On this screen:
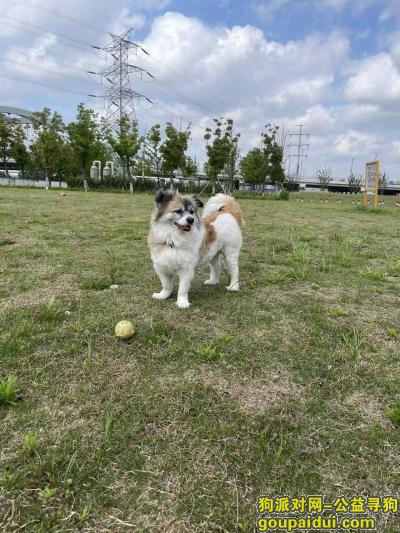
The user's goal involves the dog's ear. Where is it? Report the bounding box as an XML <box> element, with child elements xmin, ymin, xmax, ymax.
<box><xmin>192</xmin><ymin>195</ymin><xmax>204</xmax><ymax>209</ymax></box>
<box><xmin>155</xmin><ymin>190</ymin><xmax>174</xmax><ymax>205</ymax></box>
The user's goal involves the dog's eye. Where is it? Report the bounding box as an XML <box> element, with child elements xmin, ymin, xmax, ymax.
<box><xmin>175</xmin><ymin>209</ymin><xmax>183</xmax><ymax>214</ymax></box>
<box><xmin>189</xmin><ymin>209</ymin><xmax>194</xmax><ymax>214</ymax></box>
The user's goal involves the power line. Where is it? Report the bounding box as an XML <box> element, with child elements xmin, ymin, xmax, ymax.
<box><xmin>0</xmin><ymin>55</ymin><xmax>104</xmax><ymax>88</ymax></box>
<box><xmin>0</xmin><ymin>72</ymin><xmax>88</xmax><ymax>96</ymax></box>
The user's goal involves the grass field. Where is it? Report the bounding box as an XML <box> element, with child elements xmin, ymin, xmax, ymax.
<box><xmin>1</xmin><ymin>188</ymin><xmax>399</xmax><ymax>532</ymax></box>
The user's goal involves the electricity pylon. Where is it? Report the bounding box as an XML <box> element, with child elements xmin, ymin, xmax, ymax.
<box><xmin>89</xmin><ymin>28</ymin><xmax>153</xmax><ymax>131</ymax></box>
<box><xmin>287</xmin><ymin>124</ymin><xmax>310</xmax><ymax>181</ymax></box>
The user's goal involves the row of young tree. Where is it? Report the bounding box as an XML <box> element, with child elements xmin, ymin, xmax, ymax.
<box><xmin>316</xmin><ymin>167</ymin><xmax>389</xmax><ymax>193</ymax></box>
<box><xmin>0</xmin><ymin>104</ymin><xmax>286</xmax><ymax>190</ymax></box>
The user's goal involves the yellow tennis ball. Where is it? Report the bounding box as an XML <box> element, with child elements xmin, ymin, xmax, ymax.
<box><xmin>115</xmin><ymin>320</ymin><xmax>135</xmax><ymax>340</ymax></box>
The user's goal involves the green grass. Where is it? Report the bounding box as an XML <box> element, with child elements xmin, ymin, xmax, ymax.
<box><xmin>0</xmin><ymin>189</ymin><xmax>400</xmax><ymax>531</ymax></box>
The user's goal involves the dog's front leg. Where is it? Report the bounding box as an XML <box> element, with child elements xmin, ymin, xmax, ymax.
<box><xmin>176</xmin><ymin>269</ymin><xmax>194</xmax><ymax>309</ymax></box>
<box><xmin>152</xmin><ymin>267</ymin><xmax>173</xmax><ymax>300</ymax></box>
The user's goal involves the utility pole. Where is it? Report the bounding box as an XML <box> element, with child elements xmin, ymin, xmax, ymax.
<box><xmin>89</xmin><ymin>28</ymin><xmax>153</xmax><ymax>131</ymax></box>
<box><xmin>287</xmin><ymin>124</ymin><xmax>310</xmax><ymax>181</ymax></box>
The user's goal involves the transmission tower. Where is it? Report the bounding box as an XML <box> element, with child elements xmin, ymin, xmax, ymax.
<box><xmin>287</xmin><ymin>124</ymin><xmax>310</xmax><ymax>180</ymax></box>
<box><xmin>89</xmin><ymin>28</ymin><xmax>153</xmax><ymax>130</ymax></box>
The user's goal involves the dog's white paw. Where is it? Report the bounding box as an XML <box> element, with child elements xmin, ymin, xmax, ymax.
<box><xmin>204</xmin><ymin>279</ymin><xmax>219</xmax><ymax>285</ymax></box>
<box><xmin>226</xmin><ymin>284</ymin><xmax>239</xmax><ymax>292</ymax></box>
<box><xmin>176</xmin><ymin>298</ymin><xmax>190</xmax><ymax>309</ymax></box>
<box><xmin>152</xmin><ymin>291</ymin><xmax>171</xmax><ymax>300</ymax></box>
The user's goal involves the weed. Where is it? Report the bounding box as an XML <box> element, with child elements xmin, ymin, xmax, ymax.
<box><xmin>387</xmin><ymin>404</ymin><xmax>400</xmax><ymax>425</ymax></box>
<box><xmin>387</xmin><ymin>327</ymin><xmax>400</xmax><ymax>340</ymax></box>
<box><xmin>359</xmin><ymin>267</ymin><xmax>386</xmax><ymax>282</ymax></box>
<box><xmin>329</xmin><ymin>306</ymin><xmax>348</xmax><ymax>318</ymax></box>
<box><xmin>0</xmin><ymin>375</ymin><xmax>19</xmax><ymax>405</ymax></box>
<box><xmin>81</xmin><ymin>276</ymin><xmax>110</xmax><ymax>291</ymax></box>
<box><xmin>22</xmin><ymin>433</ymin><xmax>39</xmax><ymax>455</ymax></box>
<box><xmin>341</xmin><ymin>328</ymin><xmax>364</xmax><ymax>358</ymax></box>
<box><xmin>39</xmin><ymin>487</ymin><xmax>56</xmax><ymax>501</ymax></box>
<box><xmin>104</xmin><ymin>248</ymin><xmax>119</xmax><ymax>285</ymax></box>
<box><xmin>195</xmin><ymin>344</ymin><xmax>218</xmax><ymax>361</ymax></box>
<box><xmin>41</xmin><ymin>297</ymin><xmax>63</xmax><ymax>322</ymax></box>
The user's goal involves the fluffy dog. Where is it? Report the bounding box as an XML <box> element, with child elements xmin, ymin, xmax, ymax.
<box><xmin>147</xmin><ymin>191</ymin><xmax>243</xmax><ymax>309</ymax></box>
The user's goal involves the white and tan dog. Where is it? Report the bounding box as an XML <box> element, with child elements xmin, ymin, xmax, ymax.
<box><xmin>148</xmin><ymin>191</ymin><xmax>243</xmax><ymax>309</ymax></box>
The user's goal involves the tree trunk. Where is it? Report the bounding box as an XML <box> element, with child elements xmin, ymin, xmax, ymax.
<box><xmin>3</xmin><ymin>157</ymin><xmax>9</xmax><ymax>178</ymax></box>
<box><xmin>126</xmin><ymin>158</ymin><xmax>132</xmax><ymax>181</ymax></box>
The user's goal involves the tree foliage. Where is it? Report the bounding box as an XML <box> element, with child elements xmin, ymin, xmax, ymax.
<box><xmin>160</xmin><ymin>122</ymin><xmax>191</xmax><ymax>177</ymax></box>
<box><xmin>262</xmin><ymin>124</ymin><xmax>285</xmax><ymax>185</ymax></box>
<box><xmin>144</xmin><ymin>124</ymin><xmax>163</xmax><ymax>182</ymax></box>
<box><xmin>104</xmin><ymin>115</ymin><xmax>141</xmax><ymax>180</ymax></box>
<box><xmin>316</xmin><ymin>167</ymin><xmax>333</xmax><ymax>190</ymax></box>
<box><xmin>204</xmin><ymin>118</ymin><xmax>240</xmax><ymax>192</ymax></box>
<box><xmin>30</xmin><ymin>107</ymin><xmax>66</xmax><ymax>180</ymax></box>
<box><xmin>348</xmin><ymin>173</ymin><xmax>362</xmax><ymax>193</ymax></box>
<box><xmin>0</xmin><ymin>114</ymin><xmax>19</xmax><ymax>177</ymax></box>
<box><xmin>68</xmin><ymin>103</ymin><xmax>107</xmax><ymax>178</ymax></box>
<box><xmin>240</xmin><ymin>148</ymin><xmax>267</xmax><ymax>185</ymax></box>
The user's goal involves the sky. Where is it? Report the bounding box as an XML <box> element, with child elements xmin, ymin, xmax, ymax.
<box><xmin>1</xmin><ymin>0</ymin><xmax>400</xmax><ymax>180</ymax></box>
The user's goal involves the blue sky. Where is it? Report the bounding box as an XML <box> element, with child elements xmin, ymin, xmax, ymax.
<box><xmin>1</xmin><ymin>0</ymin><xmax>400</xmax><ymax>179</ymax></box>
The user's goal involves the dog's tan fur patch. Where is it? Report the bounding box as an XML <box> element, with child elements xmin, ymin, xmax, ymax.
<box><xmin>201</xmin><ymin>197</ymin><xmax>243</xmax><ymax>250</ymax></box>
<box><xmin>164</xmin><ymin>196</ymin><xmax>184</xmax><ymax>213</ymax></box>
<box><xmin>202</xmin><ymin>197</ymin><xmax>243</xmax><ymax>227</ymax></box>
<box><xmin>202</xmin><ymin>221</ymin><xmax>217</xmax><ymax>249</ymax></box>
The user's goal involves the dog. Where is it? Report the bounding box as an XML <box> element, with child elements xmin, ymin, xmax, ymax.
<box><xmin>147</xmin><ymin>191</ymin><xmax>243</xmax><ymax>309</ymax></box>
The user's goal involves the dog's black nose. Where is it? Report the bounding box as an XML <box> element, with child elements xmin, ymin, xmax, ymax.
<box><xmin>187</xmin><ymin>216</ymin><xmax>194</xmax><ymax>225</ymax></box>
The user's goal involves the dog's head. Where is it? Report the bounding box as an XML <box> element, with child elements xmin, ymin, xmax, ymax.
<box><xmin>153</xmin><ymin>190</ymin><xmax>203</xmax><ymax>232</ymax></box>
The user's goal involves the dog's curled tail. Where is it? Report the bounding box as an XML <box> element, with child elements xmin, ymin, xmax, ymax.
<box><xmin>202</xmin><ymin>193</ymin><xmax>243</xmax><ymax>226</ymax></box>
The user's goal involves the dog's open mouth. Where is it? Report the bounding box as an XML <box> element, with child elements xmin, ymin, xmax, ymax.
<box><xmin>174</xmin><ymin>222</ymin><xmax>191</xmax><ymax>232</ymax></box>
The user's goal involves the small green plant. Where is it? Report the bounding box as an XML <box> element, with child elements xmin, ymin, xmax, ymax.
<box><xmin>311</xmin><ymin>283</ymin><xmax>320</xmax><ymax>290</ymax></box>
<box><xmin>330</xmin><ymin>232</ymin><xmax>344</xmax><ymax>243</ymax></box>
<box><xmin>22</xmin><ymin>433</ymin><xmax>39</xmax><ymax>455</ymax></box>
<box><xmin>359</xmin><ymin>267</ymin><xmax>385</xmax><ymax>282</ymax></box>
<box><xmin>386</xmin><ymin>259</ymin><xmax>400</xmax><ymax>277</ymax></box>
<box><xmin>39</xmin><ymin>487</ymin><xmax>56</xmax><ymax>501</ymax></box>
<box><xmin>329</xmin><ymin>306</ymin><xmax>348</xmax><ymax>318</ymax></box>
<box><xmin>218</xmin><ymin>334</ymin><xmax>233</xmax><ymax>343</ymax></box>
<box><xmin>42</xmin><ymin>296</ymin><xmax>63</xmax><ymax>322</ymax></box>
<box><xmin>386</xmin><ymin>403</ymin><xmax>400</xmax><ymax>425</ymax></box>
<box><xmin>81</xmin><ymin>276</ymin><xmax>110</xmax><ymax>291</ymax></box>
<box><xmin>387</xmin><ymin>327</ymin><xmax>400</xmax><ymax>340</ymax></box>
<box><xmin>320</xmin><ymin>257</ymin><xmax>333</xmax><ymax>273</ymax></box>
<box><xmin>0</xmin><ymin>375</ymin><xmax>19</xmax><ymax>405</ymax></box>
<box><xmin>104</xmin><ymin>248</ymin><xmax>119</xmax><ymax>285</ymax></box>
<box><xmin>77</xmin><ymin>504</ymin><xmax>91</xmax><ymax>523</ymax></box>
<box><xmin>195</xmin><ymin>344</ymin><xmax>218</xmax><ymax>361</ymax></box>
<box><xmin>341</xmin><ymin>328</ymin><xmax>364</xmax><ymax>359</ymax></box>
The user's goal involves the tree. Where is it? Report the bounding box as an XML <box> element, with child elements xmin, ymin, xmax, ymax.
<box><xmin>12</xmin><ymin>124</ymin><xmax>30</xmax><ymax>178</ymax></box>
<box><xmin>0</xmin><ymin>114</ymin><xmax>16</xmax><ymax>177</ymax></box>
<box><xmin>316</xmin><ymin>167</ymin><xmax>333</xmax><ymax>191</ymax></box>
<box><xmin>30</xmin><ymin>107</ymin><xmax>66</xmax><ymax>181</ymax></box>
<box><xmin>348</xmin><ymin>173</ymin><xmax>362</xmax><ymax>194</ymax></box>
<box><xmin>67</xmin><ymin>103</ymin><xmax>105</xmax><ymax>178</ymax></box>
<box><xmin>105</xmin><ymin>115</ymin><xmax>141</xmax><ymax>180</ymax></box>
<box><xmin>262</xmin><ymin>124</ymin><xmax>285</xmax><ymax>185</ymax></box>
<box><xmin>240</xmin><ymin>148</ymin><xmax>267</xmax><ymax>189</ymax></box>
<box><xmin>379</xmin><ymin>172</ymin><xmax>387</xmax><ymax>196</ymax></box>
<box><xmin>204</xmin><ymin>118</ymin><xmax>240</xmax><ymax>193</ymax></box>
<box><xmin>182</xmin><ymin>156</ymin><xmax>198</xmax><ymax>177</ymax></box>
<box><xmin>160</xmin><ymin>122</ymin><xmax>190</xmax><ymax>178</ymax></box>
<box><xmin>144</xmin><ymin>124</ymin><xmax>163</xmax><ymax>184</ymax></box>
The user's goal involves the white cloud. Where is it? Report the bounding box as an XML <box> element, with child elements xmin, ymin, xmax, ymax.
<box><xmin>345</xmin><ymin>53</ymin><xmax>400</xmax><ymax>102</ymax></box>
